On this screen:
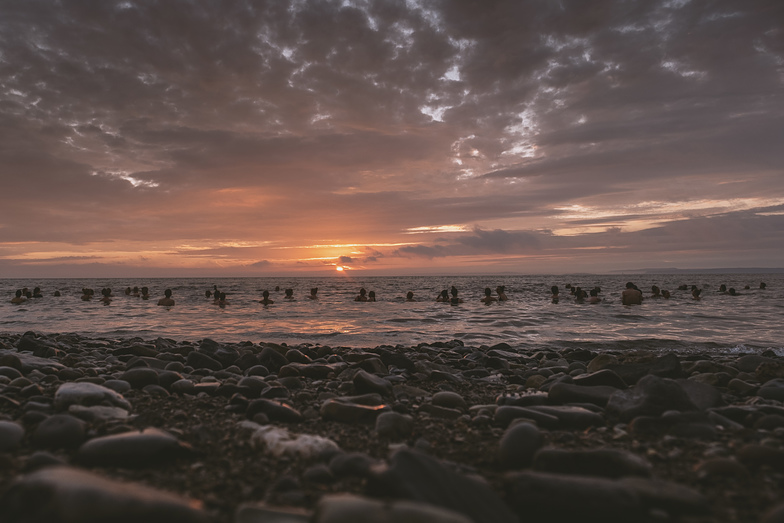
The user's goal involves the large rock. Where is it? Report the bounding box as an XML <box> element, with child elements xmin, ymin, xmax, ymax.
<box><xmin>533</xmin><ymin>448</ymin><xmax>652</xmax><ymax>478</ymax></box>
<box><xmin>0</xmin><ymin>466</ymin><xmax>210</xmax><ymax>523</ymax></box>
<box><xmin>246</xmin><ymin>399</ymin><xmax>303</xmax><ymax>423</ymax></box>
<box><xmin>0</xmin><ymin>420</ymin><xmax>24</xmax><ymax>452</ymax></box>
<box><xmin>54</xmin><ymin>382</ymin><xmax>131</xmax><ymax>411</ymax></box>
<box><xmin>367</xmin><ymin>448</ymin><xmax>517</xmax><ymax>523</ymax></box>
<box><xmin>78</xmin><ymin>428</ymin><xmax>196</xmax><ymax>467</ymax></box>
<box><xmin>32</xmin><ymin>414</ymin><xmax>86</xmax><ymax>449</ymax></box>
<box><xmin>505</xmin><ymin>471</ymin><xmax>643</xmax><ymax>523</ymax></box>
<box><xmin>498</xmin><ymin>422</ymin><xmax>542</xmax><ymax>469</ymax></box>
<box><xmin>606</xmin><ymin>375</ymin><xmax>698</xmax><ymax>421</ymax></box>
<box><xmin>548</xmin><ymin>382</ymin><xmax>617</xmax><ymax>407</ymax></box>
<box><xmin>315</xmin><ymin>494</ymin><xmax>472</xmax><ymax>523</ymax></box>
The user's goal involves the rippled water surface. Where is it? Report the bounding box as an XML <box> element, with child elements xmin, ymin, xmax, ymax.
<box><xmin>2</xmin><ymin>275</ymin><xmax>782</xmax><ymax>354</ymax></box>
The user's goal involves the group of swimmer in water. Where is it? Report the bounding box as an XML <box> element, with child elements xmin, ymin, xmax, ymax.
<box><xmin>9</xmin><ymin>281</ymin><xmax>769</xmax><ymax>307</ymax></box>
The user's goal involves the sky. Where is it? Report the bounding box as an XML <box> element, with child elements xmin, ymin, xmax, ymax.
<box><xmin>1</xmin><ymin>0</ymin><xmax>783</xmax><ymax>277</ymax></box>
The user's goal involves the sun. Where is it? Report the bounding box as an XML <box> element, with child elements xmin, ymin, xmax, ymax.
<box><xmin>336</xmin><ymin>266</ymin><xmax>344</xmax><ymax>271</ymax></box>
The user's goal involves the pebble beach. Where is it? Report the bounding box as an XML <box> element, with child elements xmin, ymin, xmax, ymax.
<box><xmin>2</xmin><ymin>332</ymin><xmax>784</xmax><ymax>522</ymax></box>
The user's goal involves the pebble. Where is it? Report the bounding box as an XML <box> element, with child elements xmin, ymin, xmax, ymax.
<box><xmin>320</xmin><ymin>399</ymin><xmax>389</xmax><ymax>423</ymax></box>
<box><xmin>532</xmin><ymin>448</ymin><xmax>652</xmax><ymax>478</ymax></box>
<box><xmin>0</xmin><ymin>466</ymin><xmax>210</xmax><ymax>522</ymax></box>
<box><xmin>606</xmin><ymin>375</ymin><xmax>698</xmax><ymax>421</ymax></box>
<box><xmin>246</xmin><ymin>399</ymin><xmax>303</xmax><ymax>423</ymax></box>
<box><xmin>432</xmin><ymin>391</ymin><xmax>468</xmax><ymax>411</ymax></box>
<box><xmin>235</xmin><ymin>503</ymin><xmax>312</xmax><ymax>523</ymax></box>
<box><xmin>375</xmin><ymin>411</ymin><xmax>414</xmax><ymax>439</ymax></box>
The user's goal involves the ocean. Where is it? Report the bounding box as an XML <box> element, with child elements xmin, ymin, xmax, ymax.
<box><xmin>2</xmin><ymin>275</ymin><xmax>782</xmax><ymax>355</ymax></box>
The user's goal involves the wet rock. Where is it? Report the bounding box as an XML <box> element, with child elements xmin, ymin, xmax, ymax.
<box><xmin>758</xmin><ymin>379</ymin><xmax>784</xmax><ymax>401</ymax></box>
<box><xmin>353</xmin><ymin>370</ymin><xmax>393</xmax><ymax>397</ymax></box>
<box><xmin>315</xmin><ymin>494</ymin><xmax>472</xmax><ymax>523</ymax></box>
<box><xmin>329</xmin><ymin>452</ymin><xmax>380</xmax><ymax>478</ymax></box>
<box><xmin>54</xmin><ymin>382</ymin><xmax>131</xmax><ymax>411</ymax></box>
<box><xmin>762</xmin><ymin>503</ymin><xmax>784</xmax><ymax>523</ymax></box>
<box><xmin>246</xmin><ymin>399</ymin><xmax>303</xmax><ymax>423</ymax></box>
<box><xmin>432</xmin><ymin>391</ymin><xmax>468</xmax><ymax>411</ymax></box>
<box><xmin>649</xmin><ymin>353</ymin><xmax>685</xmax><ymax>379</ymax></box>
<box><xmin>498</xmin><ymin>422</ymin><xmax>542</xmax><ymax>469</ymax></box>
<box><xmin>120</xmin><ymin>367</ymin><xmax>159</xmax><ymax>389</ymax></box>
<box><xmin>321</xmin><ymin>399</ymin><xmax>389</xmax><ymax>423</ymax></box>
<box><xmin>78</xmin><ymin>428</ymin><xmax>195</xmax><ymax>467</ymax></box>
<box><xmin>533</xmin><ymin>448</ymin><xmax>652</xmax><ymax>478</ymax></box>
<box><xmin>548</xmin><ymin>382</ymin><xmax>616</xmax><ymax>407</ymax></box>
<box><xmin>737</xmin><ymin>444</ymin><xmax>784</xmax><ymax>471</ymax></box>
<box><xmin>303</xmin><ymin>464</ymin><xmax>335</xmax><ymax>484</ymax></box>
<box><xmin>248</xmin><ymin>424</ymin><xmax>340</xmax><ymax>458</ymax></box>
<box><xmin>259</xmin><ymin>347</ymin><xmax>290</xmax><ymax>372</ymax></box>
<box><xmin>0</xmin><ymin>366</ymin><xmax>23</xmax><ymax>380</ymax></box>
<box><xmin>572</xmin><ymin>369</ymin><xmax>627</xmax><ymax>388</ymax></box>
<box><xmin>68</xmin><ymin>404</ymin><xmax>129</xmax><ymax>422</ymax></box>
<box><xmin>102</xmin><ymin>379</ymin><xmax>132</xmax><ymax>393</ymax></box>
<box><xmin>619</xmin><ymin>477</ymin><xmax>710</xmax><ymax>516</ymax></box>
<box><xmin>497</xmin><ymin>393</ymin><xmax>548</xmax><ymax>407</ymax></box>
<box><xmin>186</xmin><ymin>351</ymin><xmax>222</xmax><ymax>371</ymax></box>
<box><xmin>170</xmin><ymin>379</ymin><xmax>197</xmax><ymax>395</ymax></box>
<box><xmin>677</xmin><ymin>378</ymin><xmax>724</xmax><ymax>410</ymax></box>
<box><xmin>694</xmin><ymin>458</ymin><xmax>749</xmax><ymax>480</ymax></box>
<box><xmin>505</xmin><ymin>471</ymin><xmax>642</xmax><ymax>523</ymax></box>
<box><xmin>668</xmin><ymin>422</ymin><xmax>717</xmax><ymax>439</ymax></box>
<box><xmin>368</xmin><ymin>448</ymin><xmax>517</xmax><ymax>523</ymax></box>
<box><xmin>235</xmin><ymin>503</ymin><xmax>312</xmax><ymax>523</ymax></box>
<box><xmin>245</xmin><ymin>364</ymin><xmax>270</xmax><ymax>377</ymax></box>
<box><xmin>586</xmin><ymin>354</ymin><xmax>619</xmax><ymax>373</ymax></box>
<box><xmin>0</xmin><ymin>420</ymin><xmax>24</xmax><ymax>452</ymax></box>
<box><xmin>419</xmin><ymin>404</ymin><xmax>463</xmax><ymax>420</ymax></box>
<box><xmin>0</xmin><ymin>466</ymin><xmax>210</xmax><ymax>523</ymax></box>
<box><xmin>494</xmin><ymin>405</ymin><xmax>558</xmax><ymax>428</ymax></box>
<box><xmin>32</xmin><ymin>414</ymin><xmax>86</xmax><ymax>449</ymax></box>
<box><xmin>606</xmin><ymin>375</ymin><xmax>698</xmax><ymax>421</ymax></box>
<box><xmin>525</xmin><ymin>405</ymin><xmax>604</xmax><ymax>429</ymax></box>
<box><xmin>375</xmin><ymin>411</ymin><xmax>414</xmax><ymax>440</ymax></box>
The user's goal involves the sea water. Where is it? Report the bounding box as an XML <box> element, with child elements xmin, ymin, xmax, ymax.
<box><xmin>2</xmin><ymin>275</ymin><xmax>782</xmax><ymax>354</ymax></box>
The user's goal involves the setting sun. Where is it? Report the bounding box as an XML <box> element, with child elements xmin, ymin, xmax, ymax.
<box><xmin>336</xmin><ymin>266</ymin><xmax>344</xmax><ymax>271</ymax></box>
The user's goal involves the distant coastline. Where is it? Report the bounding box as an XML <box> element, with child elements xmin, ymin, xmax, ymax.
<box><xmin>611</xmin><ymin>268</ymin><xmax>784</xmax><ymax>275</ymax></box>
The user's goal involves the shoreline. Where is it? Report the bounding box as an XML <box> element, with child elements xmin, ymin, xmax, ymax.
<box><xmin>2</xmin><ymin>332</ymin><xmax>784</xmax><ymax>522</ymax></box>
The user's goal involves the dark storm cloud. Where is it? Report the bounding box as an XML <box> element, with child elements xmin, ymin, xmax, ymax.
<box><xmin>1</xmin><ymin>0</ymin><xmax>782</xmax><ymax>273</ymax></box>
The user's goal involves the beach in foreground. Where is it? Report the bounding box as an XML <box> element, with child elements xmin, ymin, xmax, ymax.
<box><xmin>2</xmin><ymin>332</ymin><xmax>784</xmax><ymax>522</ymax></box>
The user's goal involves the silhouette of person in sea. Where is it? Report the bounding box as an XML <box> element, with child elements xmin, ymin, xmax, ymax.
<box><xmin>260</xmin><ymin>290</ymin><xmax>274</xmax><ymax>305</ymax></box>
<box><xmin>11</xmin><ymin>290</ymin><xmax>27</xmax><ymax>304</ymax></box>
<box><xmin>368</xmin><ymin>291</ymin><xmax>376</xmax><ymax>302</ymax></box>
<box><xmin>81</xmin><ymin>288</ymin><xmax>93</xmax><ymax>301</ymax></box>
<box><xmin>33</xmin><ymin>287</ymin><xmax>43</xmax><ymax>298</ymax></box>
<box><xmin>157</xmin><ymin>289</ymin><xmax>175</xmax><ymax>306</ymax></box>
<box><xmin>450</xmin><ymin>286</ymin><xmax>463</xmax><ymax>305</ymax></box>
<box><xmin>481</xmin><ymin>287</ymin><xmax>497</xmax><ymax>304</ymax></box>
<box><xmin>574</xmin><ymin>287</ymin><xmax>586</xmax><ymax>303</ymax></box>
<box><xmin>651</xmin><ymin>285</ymin><xmax>661</xmax><ymax>298</ymax></box>
<box><xmin>284</xmin><ymin>288</ymin><xmax>294</xmax><ymax>300</ymax></box>
<box><xmin>405</xmin><ymin>291</ymin><xmax>415</xmax><ymax>302</ymax></box>
<box><xmin>205</xmin><ymin>290</ymin><xmax>212</xmax><ymax>298</ymax></box>
<box><xmin>217</xmin><ymin>292</ymin><xmax>228</xmax><ymax>307</ymax></box>
<box><xmin>100</xmin><ymin>288</ymin><xmax>112</xmax><ymax>305</ymax></box>
<box><xmin>131</xmin><ymin>286</ymin><xmax>140</xmax><ymax>297</ymax></box>
<box><xmin>141</xmin><ymin>287</ymin><xmax>150</xmax><ymax>300</ymax></box>
<box><xmin>728</xmin><ymin>288</ymin><xmax>741</xmax><ymax>296</ymax></box>
<box><xmin>308</xmin><ymin>288</ymin><xmax>319</xmax><ymax>300</ymax></box>
<box><xmin>661</xmin><ymin>290</ymin><xmax>671</xmax><ymax>299</ymax></box>
<box><xmin>496</xmin><ymin>286</ymin><xmax>508</xmax><ymax>301</ymax></box>
<box><xmin>760</xmin><ymin>282</ymin><xmax>767</xmax><ymax>289</ymax></box>
<box><xmin>125</xmin><ymin>287</ymin><xmax>132</xmax><ymax>296</ymax></box>
<box><xmin>588</xmin><ymin>288</ymin><xmax>601</xmax><ymax>304</ymax></box>
<box><xmin>718</xmin><ymin>284</ymin><xmax>728</xmax><ymax>294</ymax></box>
<box><xmin>436</xmin><ymin>290</ymin><xmax>449</xmax><ymax>302</ymax></box>
<box><xmin>551</xmin><ymin>285</ymin><xmax>560</xmax><ymax>304</ymax></box>
<box><xmin>53</xmin><ymin>290</ymin><xmax>61</xmax><ymax>297</ymax></box>
<box><xmin>355</xmin><ymin>288</ymin><xmax>368</xmax><ymax>302</ymax></box>
<box><xmin>622</xmin><ymin>282</ymin><xmax>643</xmax><ymax>305</ymax></box>
<box><xmin>692</xmin><ymin>288</ymin><xmax>702</xmax><ymax>301</ymax></box>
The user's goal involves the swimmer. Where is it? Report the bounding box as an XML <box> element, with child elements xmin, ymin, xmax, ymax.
<box><xmin>53</xmin><ymin>290</ymin><xmax>61</xmax><ymax>297</ymax></box>
<box><xmin>744</xmin><ymin>285</ymin><xmax>750</xmax><ymax>290</ymax></box>
<box><xmin>81</xmin><ymin>288</ymin><xmax>92</xmax><ymax>301</ymax></box>
<box><xmin>760</xmin><ymin>282</ymin><xmax>767</xmax><ymax>289</ymax></box>
<box><xmin>157</xmin><ymin>289</ymin><xmax>175</xmax><ymax>306</ymax></box>
<box><xmin>205</xmin><ymin>290</ymin><xmax>212</xmax><ymax>298</ymax></box>
<box><xmin>368</xmin><ymin>291</ymin><xmax>376</xmax><ymax>302</ymax></box>
<box><xmin>125</xmin><ymin>287</ymin><xmax>132</xmax><ymax>296</ymax></box>
<box><xmin>259</xmin><ymin>290</ymin><xmax>274</xmax><ymax>305</ymax></box>
<box><xmin>100</xmin><ymin>288</ymin><xmax>112</xmax><ymax>305</ymax></box>
<box><xmin>450</xmin><ymin>286</ymin><xmax>463</xmax><ymax>305</ymax></box>
<box><xmin>436</xmin><ymin>290</ymin><xmax>449</xmax><ymax>302</ymax></box>
<box><xmin>32</xmin><ymin>287</ymin><xmax>43</xmax><ymax>298</ymax></box>
<box><xmin>718</xmin><ymin>284</ymin><xmax>728</xmax><ymax>294</ymax></box>
<box><xmin>551</xmin><ymin>285</ymin><xmax>559</xmax><ymax>304</ymax></box>
<box><xmin>405</xmin><ymin>291</ymin><xmax>415</xmax><ymax>302</ymax></box>
<box><xmin>574</xmin><ymin>287</ymin><xmax>586</xmax><ymax>303</ymax></box>
<box><xmin>651</xmin><ymin>285</ymin><xmax>661</xmax><ymax>298</ymax></box>
<box><xmin>217</xmin><ymin>292</ymin><xmax>228</xmax><ymax>307</ymax></box>
<box><xmin>11</xmin><ymin>290</ymin><xmax>27</xmax><ymax>304</ymax></box>
<box><xmin>621</xmin><ymin>282</ymin><xmax>643</xmax><ymax>305</ymax></box>
<box><xmin>692</xmin><ymin>288</ymin><xmax>702</xmax><ymax>301</ymax></box>
<box><xmin>661</xmin><ymin>290</ymin><xmax>671</xmax><ymax>299</ymax></box>
<box><xmin>588</xmin><ymin>288</ymin><xmax>601</xmax><ymax>304</ymax></box>
<box><xmin>141</xmin><ymin>287</ymin><xmax>150</xmax><ymax>300</ymax></box>
<box><xmin>480</xmin><ymin>287</ymin><xmax>497</xmax><ymax>304</ymax></box>
<box><xmin>678</xmin><ymin>284</ymin><xmax>688</xmax><ymax>291</ymax></box>
<box><xmin>284</xmin><ymin>288</ymin><xmax>294</xmax><ymax>300</ymax></box>
<box><xmin>496</xmin><ymin>286</ymin><xmax>508</xmax><ymax>301</ymax></box>
<box><xmin>275</xmin><ymin>286</ymin><xmax>280</xmax><ymax>292</ymax></box>
<box><xmin>728</xmin><ymin>288</ymin><xmax>740</xmax><ymax>296</ymax></box>
<box><xmin>131</xmin><ymin>286</ymin><xmax>140</xmax><ymax>297</ymax></box>
<box><xmin>308</xmin><ymin>288</ymin><xmax>319</xmax><ymax>300</ymax></box>
<box><xmin>355</xmin><ymin>288</ymin><xmax>368</xmax><ymax>302</ymax></box>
